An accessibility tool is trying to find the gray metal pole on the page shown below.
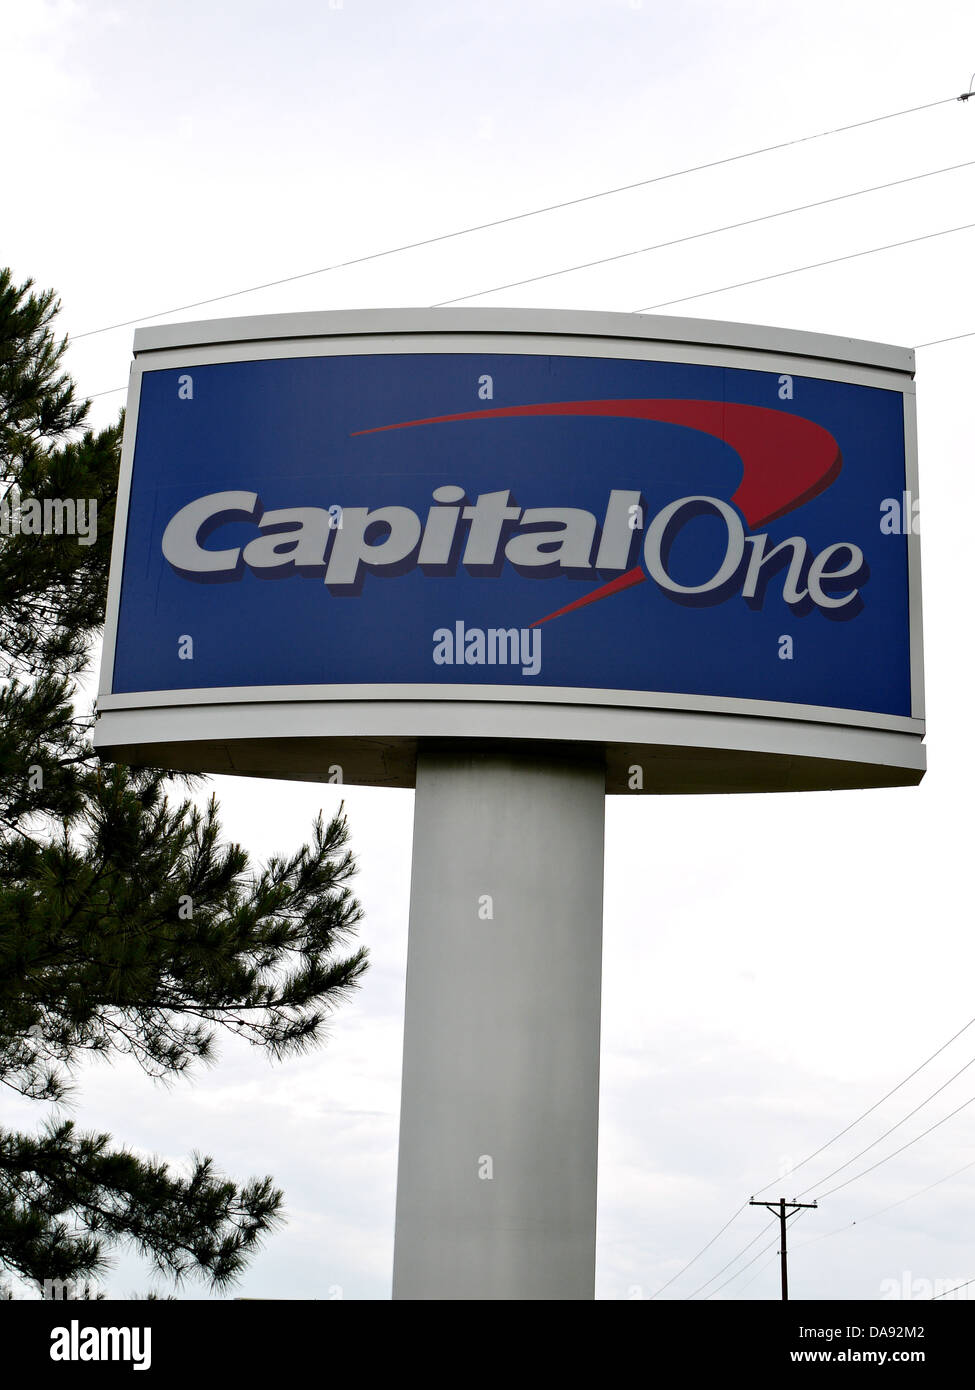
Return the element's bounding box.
[392,745,606,1300]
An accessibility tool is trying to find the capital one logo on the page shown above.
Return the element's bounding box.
[160,397,865,622]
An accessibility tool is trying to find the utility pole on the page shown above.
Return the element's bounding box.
[749,1197,818,1300]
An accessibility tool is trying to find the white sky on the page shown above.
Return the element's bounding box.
[3,0,975,1301]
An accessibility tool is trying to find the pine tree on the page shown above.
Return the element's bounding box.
[0,268,368,1292]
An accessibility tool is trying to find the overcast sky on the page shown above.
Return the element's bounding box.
[4,0,975,1301]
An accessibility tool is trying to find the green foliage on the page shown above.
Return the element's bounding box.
[1,1123,282,1288]
[0,268,118,680]
[0,268,367,1291]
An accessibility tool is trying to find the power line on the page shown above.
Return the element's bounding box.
[704,1210,807,1301]
[752,1010,975,1197]
[932,1277,975,1300]
[78,306,975,413]
[796,1051,975,1200]
[70,92,964,340]
[648,1200,750,1299]
[702,1232,781,1300]
[649,1018,975,1300]
[916,328,975,348]
[693,1022,975,1298]
[737,1247,785,1294]
[863,1155,975,1223]
[632,220,975,313]
[657,1054,975,1299]
[790,1156,975,1253]
[683,1217,777,1300]
[433,157,975,306]
[817,1089,975,1201]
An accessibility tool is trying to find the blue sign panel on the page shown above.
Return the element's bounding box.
[112,352,912,717]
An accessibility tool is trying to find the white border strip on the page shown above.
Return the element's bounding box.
[93,701,926,774]
[133,307,916,375]
[95,682,923,736]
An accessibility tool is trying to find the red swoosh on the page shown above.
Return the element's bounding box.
[351,398,843,626]
[351,398,842,529]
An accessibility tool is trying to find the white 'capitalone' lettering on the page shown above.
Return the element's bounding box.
[160,486,866,610]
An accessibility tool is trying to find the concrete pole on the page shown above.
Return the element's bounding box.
[392,745,606,1300]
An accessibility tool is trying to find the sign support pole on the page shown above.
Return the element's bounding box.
[392,745,606,1300]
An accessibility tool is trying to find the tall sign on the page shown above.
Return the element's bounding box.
[96,309,924,1297]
